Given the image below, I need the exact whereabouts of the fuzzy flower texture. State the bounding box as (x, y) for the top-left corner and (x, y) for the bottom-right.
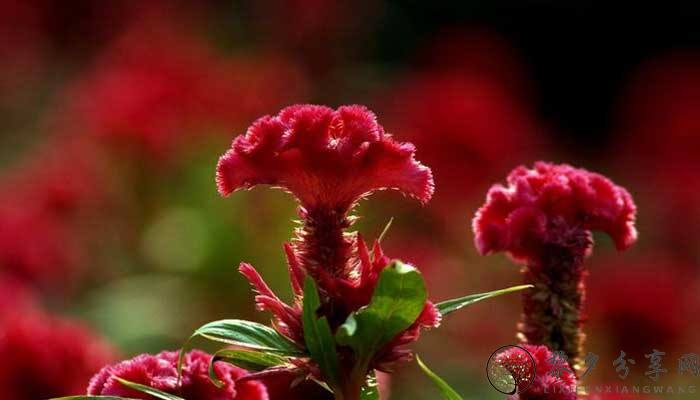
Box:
(88, 350), (268, 400)
(217, 105), (440, 377)
(473, 162), (637, 372)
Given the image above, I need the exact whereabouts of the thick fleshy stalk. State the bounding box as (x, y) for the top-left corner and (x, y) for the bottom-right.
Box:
(518, 221), (591, 373)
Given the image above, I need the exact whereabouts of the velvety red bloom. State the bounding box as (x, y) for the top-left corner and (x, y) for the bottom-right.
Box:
(473, 161), (637, 267)
(217, 104), (433, 213)
(497, 344), (576, 400)
(58, 19), (306, 158)
(88, 350), (268, 400)
(218, 105), (439, 376)
(474, 162), (637, 373)
(0, 311), (115, 400)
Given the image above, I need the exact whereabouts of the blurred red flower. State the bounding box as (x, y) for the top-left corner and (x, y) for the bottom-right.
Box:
(614, 50), (700, 255)
(382, 31), (543, 216)
(0, 140), (109, 289)
(57, 19), (307, 159)
(587, 257), (687, 359)
(89, 349), (268, 399)
(0, 311), (115, 399)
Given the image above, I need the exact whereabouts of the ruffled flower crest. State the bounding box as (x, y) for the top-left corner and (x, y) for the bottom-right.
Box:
(216, 104), (434, 212)
(473, 161), (637, 266)
(217, 104), (439, 373)
(88, 350), (268, 400)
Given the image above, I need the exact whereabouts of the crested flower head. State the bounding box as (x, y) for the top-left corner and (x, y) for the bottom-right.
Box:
(473, 162), (637, 267)
(216, 104), (434, 214)
(496, 344), (576, 400)
(88, 350), (268, 400)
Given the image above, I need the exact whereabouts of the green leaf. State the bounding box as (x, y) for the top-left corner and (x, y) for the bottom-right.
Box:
(114, 377), (185, 400)
(360, 371), (380, 400)
(436, 284), (533, 316)
(302, 277), (341, 387)
(179, 318), (306, 384)
(336, 260), (427, 364)
(208, 349), (288, 387)
(416, 356), (463, 400)
(50, 397), (140, 400)
(184, 319), (305, 355)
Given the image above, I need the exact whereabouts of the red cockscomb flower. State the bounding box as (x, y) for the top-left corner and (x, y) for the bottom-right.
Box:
(58, 19), (306, 159)
(0, 311), (115, 400)
(88, 350), (268, 400)
(473, 162), (637, 373)
(495, 344), (576, 400)
(217, 104), (439, 374)
(217, 104), (433, 213)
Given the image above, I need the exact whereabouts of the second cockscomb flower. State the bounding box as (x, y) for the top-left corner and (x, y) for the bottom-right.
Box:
(473, 162), (637, 373)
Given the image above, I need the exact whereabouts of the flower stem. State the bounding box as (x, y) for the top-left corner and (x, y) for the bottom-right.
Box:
(518, 235), (590, 376)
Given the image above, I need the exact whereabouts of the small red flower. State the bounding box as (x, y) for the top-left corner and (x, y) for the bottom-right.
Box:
(473, 161), (637, 267)
(88, 350), (268, 400)
(497, 344), (577, 400)
(0, 311), (115, 400)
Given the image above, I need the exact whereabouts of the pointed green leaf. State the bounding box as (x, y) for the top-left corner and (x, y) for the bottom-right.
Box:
(50, 397), (140, 400)
(303, 277), (341, 387)
(208, 349), (288, 386)
(361, 371), (380, 400)
(114, 377), (185, 400)
(179, 318), (306, 383)
(436, 284), (533, 316)
(185, 319), (305, 355)
(336, 260), (427, 363)
(416, 356), (463, 400)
